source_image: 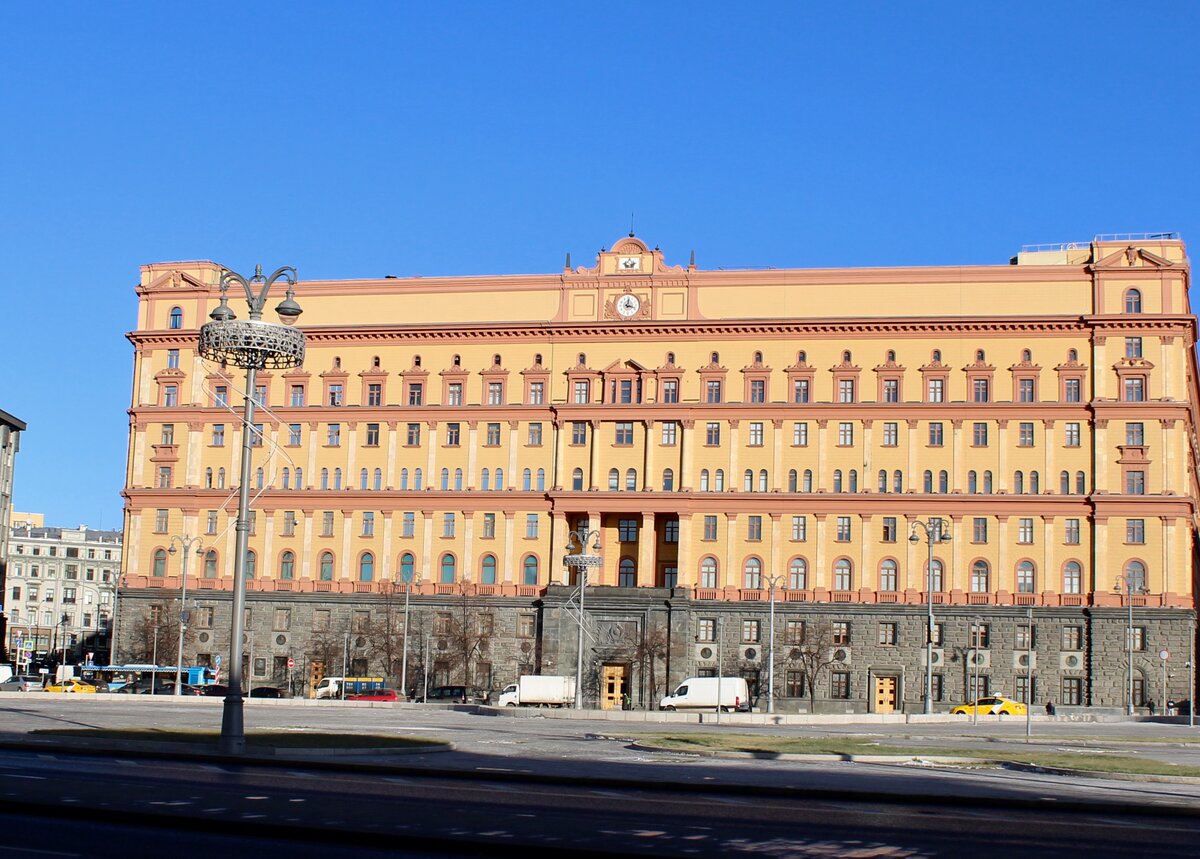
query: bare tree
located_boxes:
[611,619,672,706]
[444,585,490,687]
[307,618,349,680]
[128,600,190,665]
[364,583,407,683]
[790,619,842,713]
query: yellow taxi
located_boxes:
[45,678,99,694]
[951,695,1027,716]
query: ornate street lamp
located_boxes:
[763,572,786,714]
[1114,570,1149,716]
[400,572,422,700]
[909,517,949,714]
[168,536,204,695]
[562,527,601,709]
[199,264,304,754]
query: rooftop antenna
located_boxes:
[629,212,635,237]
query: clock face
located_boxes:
[616,294,641,318]
[619,256,641,271]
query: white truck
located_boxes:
[659,677,751,712]
[498,675,577,707]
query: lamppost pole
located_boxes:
[400,574,420,699]
[1026,605,1033,742]
[168,535,203,695]
[199,264,305,755]
[909,517,949,715]
[1114,571,1147,717]
[563,527,601,710]
[764,573,785,714]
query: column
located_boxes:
[301,511,313,578]
[813,514,828,591]
[1162,419,1174,492]
[681,421,695,492]
[1095,420,1109,493]
[553,419,566,491]
[385,421,399,488]
[305,421,319,487]
[769,514,781,581]
[262,511,274,582]
[639,512,656,586]
[466,422,479,490]
[950,515,964,593]
[340,511,353,580]
[952,420,964,492]
[1044,420,1056,492]
[345,423,358,479]
[643,420,655,491]
[862,420,873,481]
[677,513,694,587]
[425,422,438,484]
[503,512,517,583]
[551,512,568,584]
[817,420,829,491]
[728,421,740,488]
[997,420,1009,493]
[186,422,203,486]
[421,511,434,582]
[771,420,784,491]
[1094,517,1108,592]
[463,514,474,582]
[1094,337,1108,400]
[997,515,1009,595]
[589,420,601,490]
[724,513,737,590]
[507,421,519,482]
[906,420,918,488]
[588,510,603,585]
[382,513,394,579]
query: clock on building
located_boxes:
[616,293,642,318]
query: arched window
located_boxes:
[743,469,754,492]
[618,558,636,587]
[359,552,374,582]
[758,470,768,492]
[1076,471,1087,495]
[319,551,334,581]
[970,560,990,593]
[938,470,948,494]
[256,467,264,490]
[1030,471,1040,494]
[282,467,290,490]
[493,468,502,490]
[1124,559,1147,592]
[699,557,718,588]
[743,557,763,589]
[833,559,853,591]
[711,351,720,364]
[245,550,256,579]
[968,470,978,494]
[400,468,409,490]
[168,306,183,329]
[321,468,329,490]
[334,468,342,490]
[983,470,993,494]
[536,468,545,491]
[932,349,941,362]
[414,467,423,490]
[700,469,710,492]
[1022,348,1032,362]
[923,470,933,493]
[454,468,463,491]
[152,549,166,577]
[833,470,843,493]
[878,469,888,493]
[803,469,814,492]
[1125,288,1142,314]
[1062,560,1082,594]
[205,468,213,488]
[975,349,986,362]
[360,468,368,490]
[848,469,858,493]
[1060,470,1070,494]
[1016,560,1035,593]
[522,468,532,491]
[879,559,898,592]
[928,558,944,592]
[754,350,764,363]
[625,468,637,491]
[572,468,583,491]
[893,470,903,493]
[440,468,450,491]
[788,557,807,590]
[608,468,620,491]
[789,470,799,492]
[886,349,896,362]
[662,468,674,491]
[715,469,725,491]
[217,468,226,489]
[481,468,490,491]
[203,549,218,578]
[399,552,415,584]
[842,349,852,362]
[522,555,539,585]
[439,553,456,584]
[374,468,382,490]
[480,554,497,585]
[1014,470,1024,494]
[280,551,295,580]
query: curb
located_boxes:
[8,734,452,758]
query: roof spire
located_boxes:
[629,211,635,237]
[564,252,572,272]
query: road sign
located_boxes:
[1160,649,1170,660]
[287,658,295,668]
[215,655,222,665]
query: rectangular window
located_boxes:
[931,674,944,702]
[973,422,988,447]
[328,384,344,406]
[528,423,543,446]
[661,379,679,403]
[1123,377,1145,402]
[157,466,172,488]
[749,379,766,403]
[1018,378,1035,402]
[327,423,341,446]
[748,422,764,446]
[406,423,421,446]
[698,618,716,642]
[310,609,330,633]
[742,620,760,643]
[618,519,638,542]
[972,377,989,403]
[878,622,897,646]
[705,379,722,403]
[793,379,810,403]
[1064,378,1081,402]
[445,423,461,446]
[1062,626,1083,650]
[481,513,495,539]
[928,422,943,446]
[969,515,988,544]
[831,672,851,699]
[367,383,382,406]
[254,384,267,407]
[283,511,296,536]
[664,518,679,543]
[163,385,178,407]
[837,422,853,446]
[747,515,762,541]
[1132,627,1146,651]
[615,422,634,445]
[927,378,944,403]
[1018,422,1034,447]
[487,382,503,405]
[1126,422,1144,446]
[970,623,989,648]
[785,671,806,698]
[705,422,720,446]
[160,424,174,445]
[1064,518,1080,545]
[214,385,229,407]
[518,615,536,638]
[289,385,304,407]
[1126,518,1145,544]
[442,513,455,538]
[793,422,808,446]
[571,422,588,445]
[1064,422,1081,447]
[838,379,855,403]
[486,423,502,445]
[786,619,805,645]
[703,515,718,541]
[166,348,180,369]
[882,422,898,446]
[321,511,334,537]
[447,383,463,405]
[1015,675,1035,706]
[1062,677,1082,706]
[528,381,544,405]
[1125,336,1143,358]
[881,517,897,542]
[525,514,539,539]
[154,509,169,534]
[836,516,851,542]
[208,424,224,446]
[206,511,218,535]
[273,608,291,632]
[402,512,416,538]
[618,379,634,404]
[791,516,807,541]
[661,422,677,445]
[573,380,590,404]
[288,424,302,446]
[1018,517,1034,544]
[407,383,423,406]
[365,423,380,446]
[361,511,375,537]
[1126,470,1146,495]
[882,379,899,403]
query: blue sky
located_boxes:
[1,2,1198,527]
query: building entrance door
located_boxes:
[873,676,898,713]
[309,660,325,699]
[601,663,628,710]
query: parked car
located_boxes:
[0,675,44,692]
[346,688,400,702]
[199,684,229,697]
[140,682,204,696]
[951,696,1027,716]
[248,686,286,699]
[424,685,487,704]
[45,678,99,693]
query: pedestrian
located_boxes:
[1044,700,1055,716]
[1147,699,1156,716]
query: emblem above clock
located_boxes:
[601,235,652,277]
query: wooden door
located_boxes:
[601,664,627,710]
[874,676,897,713]
[308,660,325,699]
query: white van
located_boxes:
[313,676,343,699]
[659,677,751,712]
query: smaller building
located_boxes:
[0,409,26,661]
[5,520,122,669]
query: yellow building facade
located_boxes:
[119,234,1199,711]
